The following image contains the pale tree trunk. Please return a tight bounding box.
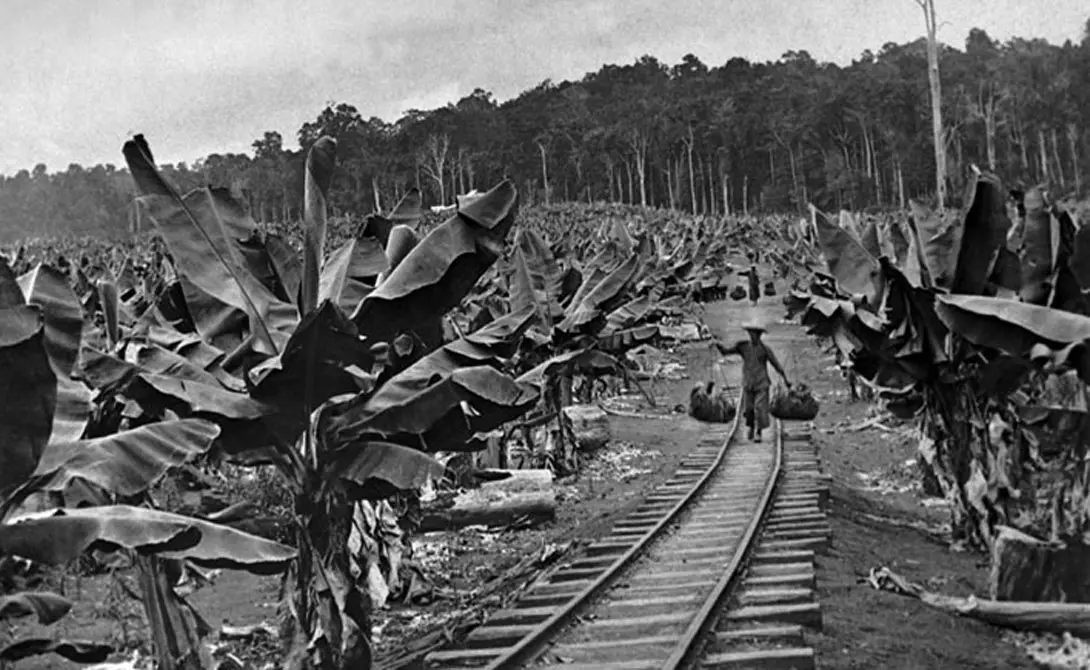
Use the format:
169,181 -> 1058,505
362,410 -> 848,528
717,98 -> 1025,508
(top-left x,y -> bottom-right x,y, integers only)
706,154 -> 717,215
871,135 -> 882,206
982,86 -> 998,171
697,154 -> 706,214
625,160 -> 634,205
1013,122 -> 1030,177
664,162 -> 675,210
371,176 -> 381,212
1068,124 -> 1082,196
917,0 -> 947,206
627,132 -> 649,207
536,141 -> 550,205
896,156 -> 906,210
604,157 -> 615,202
685,126 -> 697,213
1038,128 -> 1050,184
743,174 -> 749,216
1050,128 -> 1065,189
786,143 -> 800,210
722,173 -> 731,215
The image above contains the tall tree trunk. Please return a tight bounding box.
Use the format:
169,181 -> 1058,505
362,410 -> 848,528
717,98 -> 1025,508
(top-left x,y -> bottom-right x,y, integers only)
1068,124 -> 1082,196
918,0 -> 947,206
1014,122 -> 1030,177
686,126 -> 697,213
664,161 -> 675,210
1038,127 -> 1050,184
625,160 -> 634,205
743,174 -> 749,216
787,144 -> 800,211
1051,127 -> 1065,189
706,154 -> 717,215
896,156 -> 906,210
605,158 -> 615,203
984,93 -> 998,171
537,141 -> 550,206
722,173 -> 731,215
635,146 -> 648,207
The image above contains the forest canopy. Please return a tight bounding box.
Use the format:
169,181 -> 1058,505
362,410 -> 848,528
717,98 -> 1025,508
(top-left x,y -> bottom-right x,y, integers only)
1,25 -> 1088,243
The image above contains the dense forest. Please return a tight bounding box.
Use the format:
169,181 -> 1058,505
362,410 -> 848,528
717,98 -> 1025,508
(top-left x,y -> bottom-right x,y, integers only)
1,24 -> 1088,242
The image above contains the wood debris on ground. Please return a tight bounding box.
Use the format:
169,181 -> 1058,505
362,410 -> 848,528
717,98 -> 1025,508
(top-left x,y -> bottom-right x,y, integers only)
580,441 -> 662,483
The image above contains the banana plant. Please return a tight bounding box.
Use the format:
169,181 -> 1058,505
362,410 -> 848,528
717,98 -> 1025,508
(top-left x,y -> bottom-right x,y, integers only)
107,135 -> 538,668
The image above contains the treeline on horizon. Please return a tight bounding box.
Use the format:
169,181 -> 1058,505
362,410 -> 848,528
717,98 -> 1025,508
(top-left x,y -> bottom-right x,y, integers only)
1,24 -> 1088,243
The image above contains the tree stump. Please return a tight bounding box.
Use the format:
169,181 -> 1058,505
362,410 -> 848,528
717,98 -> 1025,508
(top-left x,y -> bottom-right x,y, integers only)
990,525 -> 1090,602
563,404 -> 610,450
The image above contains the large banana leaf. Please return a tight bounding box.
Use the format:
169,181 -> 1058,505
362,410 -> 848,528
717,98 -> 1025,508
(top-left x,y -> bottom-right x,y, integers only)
910,201 -> 963,290
953,172 -> 1012,296
264,234 -> 303,305
0,302 -> 55,497
178,276 -> 248,351
330,366 -> 536,441
813,210 -> 883,305
318,233 -> 386,313
327,440 -> 445,499
0,260 -> 24,308
0,505 -> 295,574
559,252 -> 642,332
127,373 -> 272,420
327,314 -> 537,447
936,294 -> 1090,367
517,348 -> 621,386
384,225 -> 420,277
301,137 -> 336,317
123,135 -> 297,354
17,265 -> 83,377
517,229 -> 564,319
17,420 -> 218,506
352,181 -> 518,343
16,265 -> 91,443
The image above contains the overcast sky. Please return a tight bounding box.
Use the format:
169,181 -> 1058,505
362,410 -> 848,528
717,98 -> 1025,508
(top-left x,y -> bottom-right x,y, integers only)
1,0 -> 1085,175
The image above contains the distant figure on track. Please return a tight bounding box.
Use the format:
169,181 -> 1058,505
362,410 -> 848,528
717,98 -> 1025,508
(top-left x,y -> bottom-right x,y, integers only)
710,321 -> 792,442
739,264 -> 760,306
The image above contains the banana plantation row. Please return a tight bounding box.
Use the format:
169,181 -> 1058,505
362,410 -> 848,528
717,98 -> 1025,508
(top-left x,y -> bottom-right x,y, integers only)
0,135 -> 807,668
791,175 -> 1090,556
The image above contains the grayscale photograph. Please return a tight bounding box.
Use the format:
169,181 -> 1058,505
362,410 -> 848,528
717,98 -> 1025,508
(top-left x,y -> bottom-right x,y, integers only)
1,1 -> 1088,668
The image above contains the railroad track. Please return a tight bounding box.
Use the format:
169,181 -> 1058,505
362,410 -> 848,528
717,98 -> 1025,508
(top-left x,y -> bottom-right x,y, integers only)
422,402 -> 831,670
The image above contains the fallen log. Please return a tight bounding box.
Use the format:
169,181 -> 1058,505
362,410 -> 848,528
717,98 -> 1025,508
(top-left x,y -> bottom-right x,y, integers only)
418,489 -> 555,532
990,525 -> 1090,602
870,565 -> 1090,637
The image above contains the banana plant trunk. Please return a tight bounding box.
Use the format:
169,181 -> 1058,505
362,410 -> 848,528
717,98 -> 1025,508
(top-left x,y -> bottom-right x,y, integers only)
285,493 -> 372,669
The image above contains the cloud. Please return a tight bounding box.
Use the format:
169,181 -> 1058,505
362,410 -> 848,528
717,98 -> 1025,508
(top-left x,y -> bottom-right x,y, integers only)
0,0 -> 1085,174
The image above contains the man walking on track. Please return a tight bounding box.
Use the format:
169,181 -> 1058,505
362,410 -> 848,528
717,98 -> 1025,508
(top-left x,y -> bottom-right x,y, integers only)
711,320 -> 792,442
